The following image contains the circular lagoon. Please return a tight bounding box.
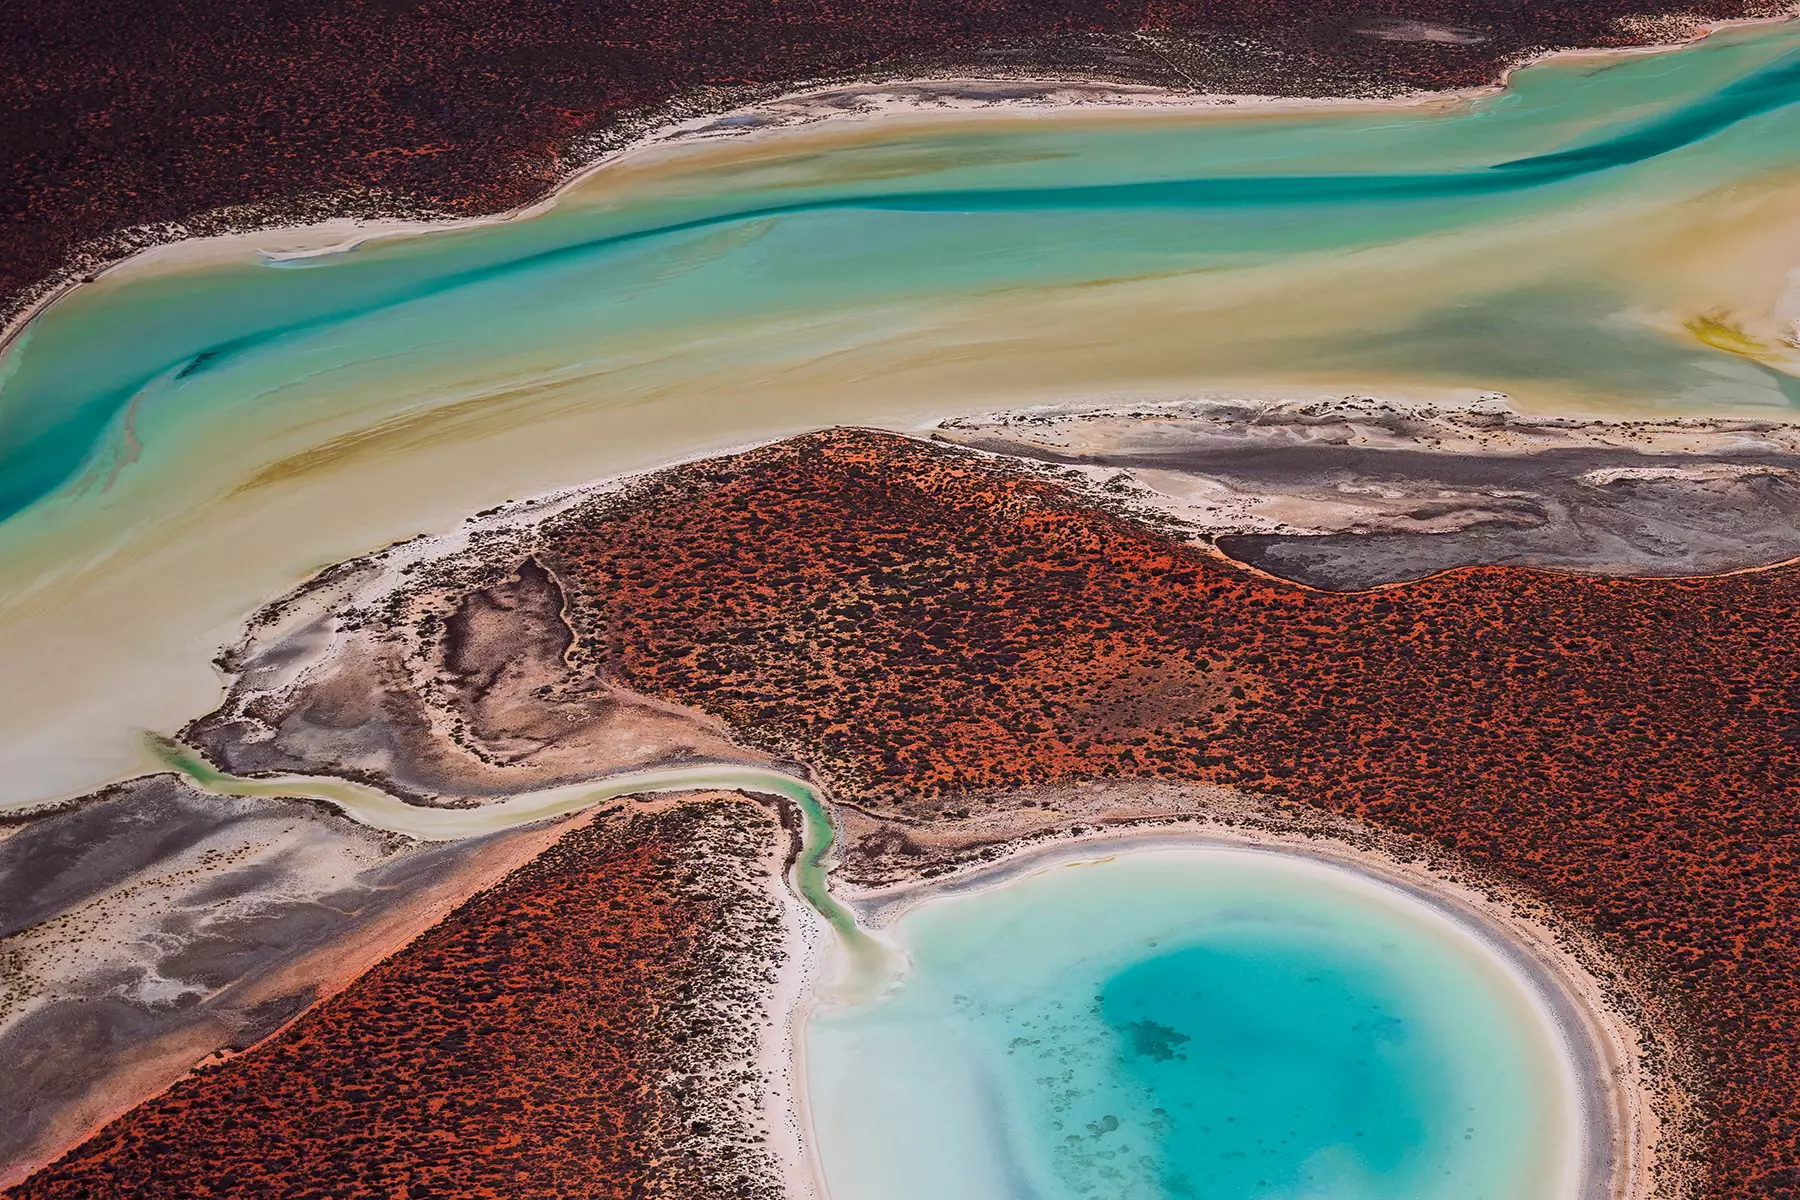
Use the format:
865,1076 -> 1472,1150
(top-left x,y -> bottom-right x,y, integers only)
806,845 -> 1581,1200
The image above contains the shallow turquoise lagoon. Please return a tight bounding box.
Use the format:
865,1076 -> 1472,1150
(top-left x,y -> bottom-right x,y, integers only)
807,847 -> 1574,1200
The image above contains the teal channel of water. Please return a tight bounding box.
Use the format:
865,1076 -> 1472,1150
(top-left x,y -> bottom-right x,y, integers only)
808,847 -> 1574,1200
6,21 -> 1800,527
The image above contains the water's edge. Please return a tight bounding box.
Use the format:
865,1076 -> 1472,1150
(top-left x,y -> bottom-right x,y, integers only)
843,826 -> 1651,1200
134,733 -> 1644,1200
144,733 -> 889,984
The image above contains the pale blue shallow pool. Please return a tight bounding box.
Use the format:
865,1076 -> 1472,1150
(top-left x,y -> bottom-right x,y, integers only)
807,847 -> 1576,1200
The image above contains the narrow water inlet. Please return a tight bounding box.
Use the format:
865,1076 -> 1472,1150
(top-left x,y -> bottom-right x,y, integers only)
141,731 -> 894,993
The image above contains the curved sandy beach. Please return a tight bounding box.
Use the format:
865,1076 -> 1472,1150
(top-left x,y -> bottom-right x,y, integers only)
105,734 -> 1673,1200
828,818 -> 1672,1200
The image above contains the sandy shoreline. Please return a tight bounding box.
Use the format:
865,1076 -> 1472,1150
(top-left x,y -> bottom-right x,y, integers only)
763,824 -> 833,1200
823,811 -> 1677,1200
6,9 -> 1795,358
5,14 -> 1800,810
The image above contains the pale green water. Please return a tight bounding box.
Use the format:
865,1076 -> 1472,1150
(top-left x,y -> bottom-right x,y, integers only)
7,20 -> 1800,524
143,734 -> 891,986
809,848 -> 1577,1200
7,22 -> 1800,805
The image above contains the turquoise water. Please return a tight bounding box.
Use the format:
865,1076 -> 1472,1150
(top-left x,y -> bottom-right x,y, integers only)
7,21 -> 1800,529
8,20 -> 1800,842
808,848 -> 1573,1200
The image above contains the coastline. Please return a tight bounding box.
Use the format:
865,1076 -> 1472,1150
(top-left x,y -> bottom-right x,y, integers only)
828,812 -> 1676,1200
763,823 -> 833,1200
2,23 -> 1792,1185
5,17 -> 1800,809
7,8 -> 1795,359
22,384 -> 1800,817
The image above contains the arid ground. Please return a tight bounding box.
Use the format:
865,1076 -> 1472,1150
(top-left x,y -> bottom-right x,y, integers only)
8,426 -> 1800,1196
1,0 -> 1778,327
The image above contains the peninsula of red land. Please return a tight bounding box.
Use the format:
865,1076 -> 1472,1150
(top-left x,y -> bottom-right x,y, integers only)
539,430 -> 1799,1197
11,427 -> 1800,1197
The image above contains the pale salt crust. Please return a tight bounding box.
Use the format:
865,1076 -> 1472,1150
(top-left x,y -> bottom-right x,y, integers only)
934,394 -> 1800,545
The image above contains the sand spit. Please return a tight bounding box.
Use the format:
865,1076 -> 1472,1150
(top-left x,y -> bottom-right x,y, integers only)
50,386 -> 1800,820
938,399 -> 1800,588
834,794 -> 1672,1200
758,807 -> 833,1200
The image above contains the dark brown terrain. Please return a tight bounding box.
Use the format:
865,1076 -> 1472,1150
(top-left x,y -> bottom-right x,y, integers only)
0,0 -> 1777,328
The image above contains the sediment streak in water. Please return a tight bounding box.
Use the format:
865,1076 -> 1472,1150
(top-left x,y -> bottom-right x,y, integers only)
8,21 -> 1800,807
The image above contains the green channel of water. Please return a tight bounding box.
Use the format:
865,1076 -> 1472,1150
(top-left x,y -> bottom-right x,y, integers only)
143,733 -> 887,986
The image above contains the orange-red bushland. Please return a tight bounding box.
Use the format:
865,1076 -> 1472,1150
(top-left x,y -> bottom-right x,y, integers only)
540,429 -> 1800,1197
7,801 -> 786,1200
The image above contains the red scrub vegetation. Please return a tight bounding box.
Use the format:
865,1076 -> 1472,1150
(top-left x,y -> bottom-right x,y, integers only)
7,799 -> 787,1200
540,428 -> 1800,1197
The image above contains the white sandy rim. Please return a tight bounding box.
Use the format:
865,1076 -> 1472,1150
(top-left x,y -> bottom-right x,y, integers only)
7,8 -> 1796,353
764,839 -> 835,1200
808,819 -> 1661,1200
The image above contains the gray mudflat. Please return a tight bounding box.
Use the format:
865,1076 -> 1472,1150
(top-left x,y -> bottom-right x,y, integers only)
185,555 -> 750,804
944,417 -> 1800,590
0,774 -> 495,1174
1205,448 -> 1800,589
